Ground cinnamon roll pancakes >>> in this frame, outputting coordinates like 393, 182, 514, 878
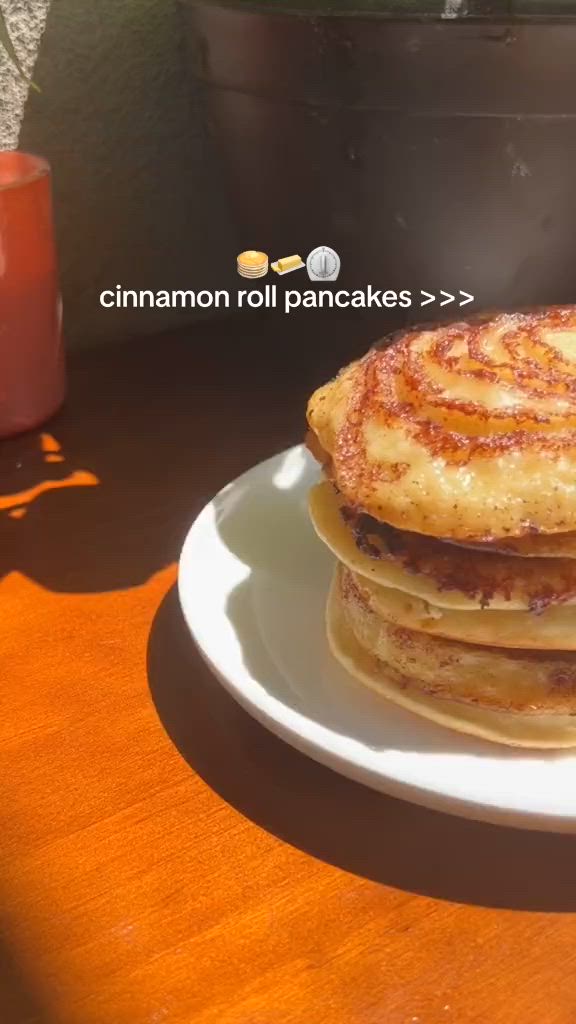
306, 308, 576, 747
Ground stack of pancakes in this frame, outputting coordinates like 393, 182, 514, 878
237, 250, 269, 279
306, 307, 576, 747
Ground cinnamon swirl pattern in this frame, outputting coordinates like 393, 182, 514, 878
307, 307, 576, 541
306, 308, 576, 747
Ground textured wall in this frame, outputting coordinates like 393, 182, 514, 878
1, 0, 234, 347
0, 0, 50, 146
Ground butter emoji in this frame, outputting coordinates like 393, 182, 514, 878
272, 254, 304, 275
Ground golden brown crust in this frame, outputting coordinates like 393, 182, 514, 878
309, 481, 576, 612
345, 564, 576, 651
337, 564, 576, 715
445, 531, 576, 558
327, 572, 576, 748
307, 307, 576, 540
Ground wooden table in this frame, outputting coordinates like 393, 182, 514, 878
2, 318, 576, 1024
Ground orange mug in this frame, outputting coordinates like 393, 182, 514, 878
0, 151, 65, 438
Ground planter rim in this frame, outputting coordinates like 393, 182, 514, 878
180, 0, 576, 21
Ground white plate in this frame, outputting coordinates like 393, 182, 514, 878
178, 445, 576, 833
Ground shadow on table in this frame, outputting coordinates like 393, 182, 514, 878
0, 337, 207, 593
0, 326, 311, 594
148, 585, 576, 914
0, 924, 53, 1024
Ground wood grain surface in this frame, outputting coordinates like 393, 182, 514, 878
2, 317, 576, 1024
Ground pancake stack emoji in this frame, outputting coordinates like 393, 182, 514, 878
306, 308, 576, 747
237, 250, 269, 279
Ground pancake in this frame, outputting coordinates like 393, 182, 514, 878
307, 307, 576, 541
337, 563, 576, 714
446, 531, 576, 559
309, 481, 576, 611
328, 570, 576, 748
344, 565, 576, 651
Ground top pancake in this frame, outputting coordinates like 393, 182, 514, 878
307, 307, 576, 541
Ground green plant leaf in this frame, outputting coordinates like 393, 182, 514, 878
0, 8, 40, 92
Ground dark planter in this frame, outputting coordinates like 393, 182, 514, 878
181, 1, 576, 327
